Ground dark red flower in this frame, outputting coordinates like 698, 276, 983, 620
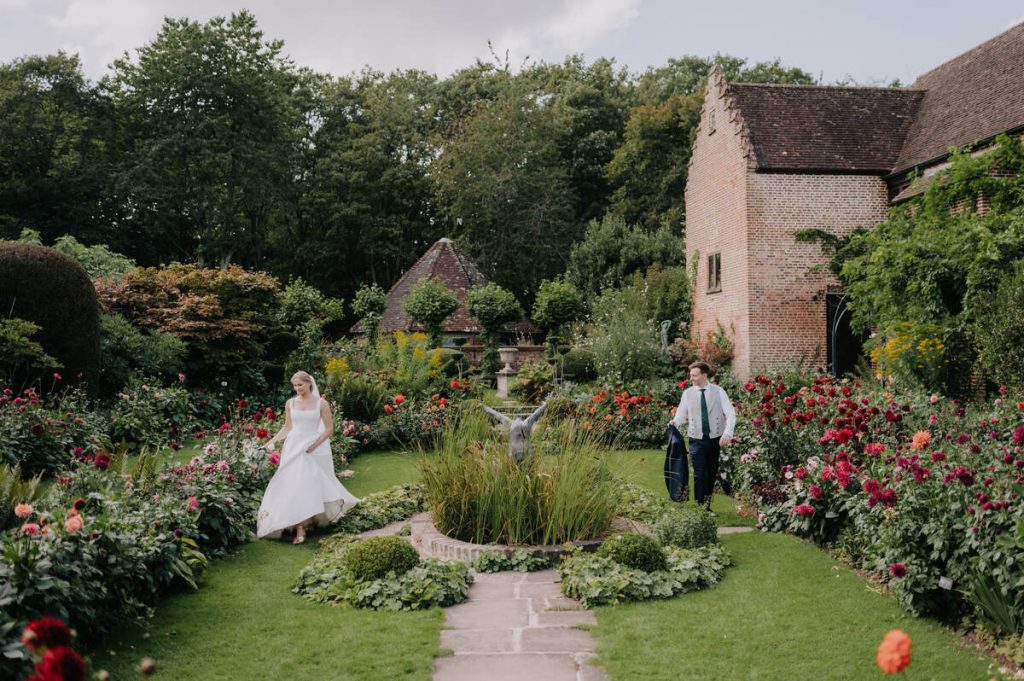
72, 498, 86, 511
889, 563, 907, 578
22, 618, 72, 651
792, 504, 816, 517
33, 646, 87, 681
256, 428, 269, 439
92, 453, 111, 470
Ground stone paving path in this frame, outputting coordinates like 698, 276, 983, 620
359, 518, 753, 681
433, 568, 608, 681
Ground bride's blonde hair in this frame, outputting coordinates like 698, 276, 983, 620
291, 371, 314, 387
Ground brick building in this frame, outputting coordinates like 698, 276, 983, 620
686, 22, 1024, 379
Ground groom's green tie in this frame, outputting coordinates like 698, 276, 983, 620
700, 389, 711, 439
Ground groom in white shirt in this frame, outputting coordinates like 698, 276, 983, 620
668, 361, 737, 508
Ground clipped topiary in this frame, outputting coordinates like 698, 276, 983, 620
653, 505, 718, 549
0, 243, 100, 389
597, 532, 667, 573
343, 536, 420, 581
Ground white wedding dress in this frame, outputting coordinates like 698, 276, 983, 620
256, 397, 360, 539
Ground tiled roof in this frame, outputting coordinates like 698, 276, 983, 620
726, 83, 923, 172
376, 237, 489, 334
893, 22, 1024, 173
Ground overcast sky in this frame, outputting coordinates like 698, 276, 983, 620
1, 0, 1022, 85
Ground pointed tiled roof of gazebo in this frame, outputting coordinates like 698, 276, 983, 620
374, 237, 489, 334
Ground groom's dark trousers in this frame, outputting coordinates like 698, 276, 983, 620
688, 436, 720, 508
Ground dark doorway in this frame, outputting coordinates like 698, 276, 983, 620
826, 293, 863, 377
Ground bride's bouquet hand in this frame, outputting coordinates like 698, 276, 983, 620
263, 441, 276, 452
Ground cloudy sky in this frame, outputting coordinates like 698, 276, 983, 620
1, 0, 1022, 85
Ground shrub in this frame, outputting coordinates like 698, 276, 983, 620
98, 313, 187, 396
510, 360, 554, 403
973, 265, 1024, 394
276, 277, 344, 332
94, 263, 281, 388
372, 331, 448, 398
352, 283, 387, 344
467, 283, 523, 372
0, 318, 59, 383
0, 243, 101, 389
596, 532, 667, 572
668, 322, 735, 373
560, 348, 597, 381
402, 278, 459, 346
560, 544, 731, 607
0, 384, 109, 476
653, 505, 718, 549
588, 284, 667, 382
107, 378, 194, 451
295, 535, 471, 611
532, 279, 585, 342
324, 370, 389, 423
333, 483, 425, 534
342, 536, 421, 581
51, 234, 136, 280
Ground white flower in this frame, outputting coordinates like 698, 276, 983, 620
784, 471, 794, 480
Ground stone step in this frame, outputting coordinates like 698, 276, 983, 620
434, 653, 593, 681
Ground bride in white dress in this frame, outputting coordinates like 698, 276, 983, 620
257, 371, 360, 543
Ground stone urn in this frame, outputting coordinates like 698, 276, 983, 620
495, 347, 519, 398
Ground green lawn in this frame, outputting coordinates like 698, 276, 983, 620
589, 531, 992, 680
92, 444, 996, 680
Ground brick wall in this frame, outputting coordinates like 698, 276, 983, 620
685, 69, 755, 377
746, 173, 889, 373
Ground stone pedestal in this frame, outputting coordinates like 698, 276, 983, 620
495, 347, 519, 399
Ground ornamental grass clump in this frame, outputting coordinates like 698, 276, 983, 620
596, 532, 667, 572
343, 536, 420, 581
419, 411, 615, 545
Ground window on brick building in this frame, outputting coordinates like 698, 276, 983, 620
708, 253, 721, 293
709, 109, 716, 134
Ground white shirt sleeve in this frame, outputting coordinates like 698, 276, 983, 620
671, 388, 689, 429
719, 386, 737, 438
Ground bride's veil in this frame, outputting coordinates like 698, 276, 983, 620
308, 375, 325, 435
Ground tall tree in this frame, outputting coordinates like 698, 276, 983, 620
433, 74, 577, 301
0, 53, 108, 243
104, 11, 305, 266
608, 56, 816, 229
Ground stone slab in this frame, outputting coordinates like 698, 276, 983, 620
517, 582, 564, 599
440, 629, 515, 654
534, 610, 597, 627
521, 627, 597, 653
523, 569, 561, 583
467, 582, 517, 600
718, 526, 755, 535
444, 600, 530, 629
434, 654, 579, 681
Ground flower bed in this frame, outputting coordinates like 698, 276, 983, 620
0, 437, 272, 678
730, 374, 1024, 644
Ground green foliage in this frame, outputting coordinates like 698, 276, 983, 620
566, 215, 686, 298
596, 532, 667, 572
371, 331, 448, 398
295, 535, 472, 611
653, 505, 719, 549
98, 313, 187, 396
560, 348, 597, 381
95, 263, 282, 387
420, 413, 616, 545
472, 549, 551, 573
323, 368, 389, 423
560, 544, 732, 608
973, 265, 1024, 394
0, 464, 44, 530
433, 76, 577, 300
0, 243, 101, 389
343, 535, 421, 581
0, 318, 59, 382
108, 378, 194, 451
104, 11, 308, 265
51, 235, 136, 280
276, 278, 345, 332
352, 283, 388, 343
835, 135, 1024, 392
531, 279, 585, 341
332, 483, 425, 534
588, 283, 668, 382
467, 283, 523, 371
510, 360, 555, 402
402, 279, 459, 346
